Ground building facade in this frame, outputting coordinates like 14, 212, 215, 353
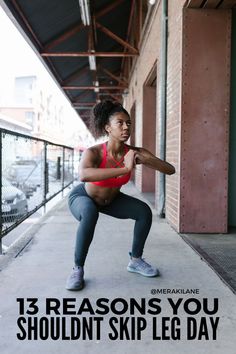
125, 0, 236, 233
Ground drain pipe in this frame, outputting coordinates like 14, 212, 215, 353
158, 0, 168, 217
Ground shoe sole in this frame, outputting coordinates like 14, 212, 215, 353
127, 267, 160, 277
66, 280, 84, 291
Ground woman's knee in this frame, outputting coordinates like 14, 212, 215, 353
122, 196, 152, 222
138, 202, 152, 222
68, 184, 85, 207
69, 196, 98, 222
80, 202, 99, 221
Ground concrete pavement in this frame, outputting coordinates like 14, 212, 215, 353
0, 183, 236, 354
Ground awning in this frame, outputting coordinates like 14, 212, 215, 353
1, 0, 143, 130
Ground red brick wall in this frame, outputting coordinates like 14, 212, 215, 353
125, 0, 186, 230
165, 1, 186, 230
125, 2, 162, 192
125, 1, 161, 191
125, 1, 186, 229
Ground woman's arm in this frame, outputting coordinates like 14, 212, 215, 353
79, 147, 135, 182
132, 147, 175, 175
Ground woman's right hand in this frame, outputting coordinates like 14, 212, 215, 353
124, 149, 136, 172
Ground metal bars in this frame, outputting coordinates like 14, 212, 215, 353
0, 128, 74, 247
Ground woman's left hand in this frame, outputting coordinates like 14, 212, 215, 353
124, 149, 136, 171
133, 147, 175, 175
134, 152, 145, 164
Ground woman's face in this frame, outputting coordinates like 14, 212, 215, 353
105, 112, 131, 141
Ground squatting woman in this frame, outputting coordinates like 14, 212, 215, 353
66, 100, 175, 290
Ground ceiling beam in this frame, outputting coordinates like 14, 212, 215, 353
62, 65, 90, 85
73, 106, 94, 110
77, 113, 91, 118
108, 93, 122, 101
63, 86, 127, 90
94, 0, 126, 19
185, 0, 204, 7
73, 102, 95, 106
44, 24, 84, 52
203, 0, 221, 7
100, 67, 128, 86
72, 91, 92, 102
41, 52, 138, 57
76, 108, 91, 112
44, 0, 126, 51
218, 0, 236, 8
121, 0, 136, 79
98, 92, 123, 96
96, 22, 139, 54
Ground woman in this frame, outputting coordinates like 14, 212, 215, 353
66, 100, 175, 290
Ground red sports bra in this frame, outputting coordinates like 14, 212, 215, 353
91, 142, 131, 188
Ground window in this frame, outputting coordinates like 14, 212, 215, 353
25, 111, 35, 126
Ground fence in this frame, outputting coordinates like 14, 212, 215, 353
0, 128, 74, 253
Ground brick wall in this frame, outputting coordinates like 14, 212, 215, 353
165, 1, 186, 230
125, 1, 186, 231
125, 2, 162, 192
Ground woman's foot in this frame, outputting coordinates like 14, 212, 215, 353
127, 256, 160, 277
66, 266, 84, 290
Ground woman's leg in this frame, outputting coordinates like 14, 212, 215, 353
100, 192, 159, 277
99, 192, 152, 258
68, 184, 99, 267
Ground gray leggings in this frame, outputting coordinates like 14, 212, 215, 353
68, 183, 152, 266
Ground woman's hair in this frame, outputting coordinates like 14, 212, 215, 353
90, 100, 129, 138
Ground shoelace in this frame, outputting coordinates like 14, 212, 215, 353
135, 258, 152, 269
72, 268, 83, 279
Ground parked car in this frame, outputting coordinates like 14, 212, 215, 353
6, 159, 70, 198
6, 160, 48, 198
1, 177, 28, 221
6, 162, 42, 198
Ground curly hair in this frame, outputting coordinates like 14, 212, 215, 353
90, 100, 129, 138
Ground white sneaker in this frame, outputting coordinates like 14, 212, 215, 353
66, 266, 84, 290
127, 256, 160, 277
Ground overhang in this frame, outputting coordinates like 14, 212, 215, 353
1, 0, 146, 130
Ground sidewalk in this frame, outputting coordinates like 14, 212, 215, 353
0, 183, 236, 354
